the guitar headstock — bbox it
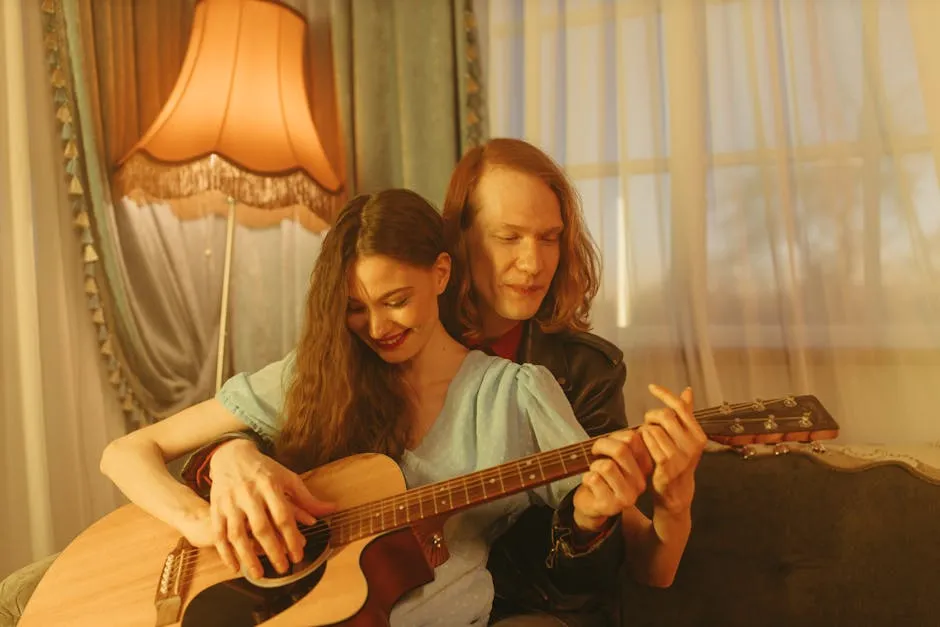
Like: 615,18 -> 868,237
698,395 -> 839,446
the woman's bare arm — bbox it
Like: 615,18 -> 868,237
99,399 -> 248,544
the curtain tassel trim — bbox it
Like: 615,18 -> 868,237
462,0 -> 486,151
41,1 -> 150,429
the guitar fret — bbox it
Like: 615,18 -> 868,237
395,496 -> 405,525
437,485 -> 452,512
521,457 -> 541,484
462,476 -> 471,506
449,480 -> 465,509
468,473 -> 486,503
579,442 -> 592,469
407,492 -> 421,523
539,452 -> 561,481
534,455 -> 545,481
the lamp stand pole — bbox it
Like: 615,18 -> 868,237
215,196 -> 237,392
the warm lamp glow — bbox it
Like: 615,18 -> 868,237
112,0 -> 344,392
115,0 -> 342,213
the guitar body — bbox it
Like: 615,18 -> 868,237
19,453 -> 436,627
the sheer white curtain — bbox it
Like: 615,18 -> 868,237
113,198 -> 324,409
229,217 -> 324,373
480,0 -> 940,444
0,0 -> 124,578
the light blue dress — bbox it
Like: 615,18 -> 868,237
217,349 -> 589,627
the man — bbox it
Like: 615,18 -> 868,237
439,138 -> 705,626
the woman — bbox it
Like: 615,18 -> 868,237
99,189 -> 641,626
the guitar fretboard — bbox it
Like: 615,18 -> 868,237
321,395 -> 827,546
326,437 -> 601,546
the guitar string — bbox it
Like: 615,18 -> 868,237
261,395 -> 810,534
174,397 -> 819,558
262,397 -> 805,536
162,550 -> 199,593
175,440 -> 600,559
176,397 -> 819,555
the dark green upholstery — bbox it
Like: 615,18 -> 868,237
0,554 -> 57,627
623,451 -> 940,627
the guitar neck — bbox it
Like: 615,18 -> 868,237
324,394 -> 835,546
325,436 -> 602,547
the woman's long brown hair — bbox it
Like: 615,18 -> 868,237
276,189 -> 445,472
441,138 -> 600,344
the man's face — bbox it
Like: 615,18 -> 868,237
467,167 -> 563,338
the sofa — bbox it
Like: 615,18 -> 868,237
3,445 -> 938,626
623,444 -> 940,627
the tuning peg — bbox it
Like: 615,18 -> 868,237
811,441 -> 828,454
764,414 -> 778,431
734,445 -> 757,460
784,396 -> 797,407
720,401 -> 733,415
752,398 -> 766,411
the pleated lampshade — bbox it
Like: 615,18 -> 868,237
115,0 -> 343,217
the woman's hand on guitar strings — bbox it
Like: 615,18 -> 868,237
640,384 -> 707,516
207,439 -> 335,579
572,429 -> 652,532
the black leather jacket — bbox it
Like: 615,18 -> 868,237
486,321 -> 628,627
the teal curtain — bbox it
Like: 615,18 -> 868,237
49,0 -> 486,423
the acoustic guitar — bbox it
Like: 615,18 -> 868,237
19,394 -> 837,627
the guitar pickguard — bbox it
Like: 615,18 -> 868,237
181,567 -> 327,627
179,527 -> 436,627
181,520 -> 333,627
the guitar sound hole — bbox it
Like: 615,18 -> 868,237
181,520 -> 331,627
256,519 -> 330,581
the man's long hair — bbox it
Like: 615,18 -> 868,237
441,138 -> 600,344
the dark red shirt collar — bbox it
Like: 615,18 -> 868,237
471,322 -> 524,361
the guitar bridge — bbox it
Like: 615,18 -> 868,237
154,537 -> 197,627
